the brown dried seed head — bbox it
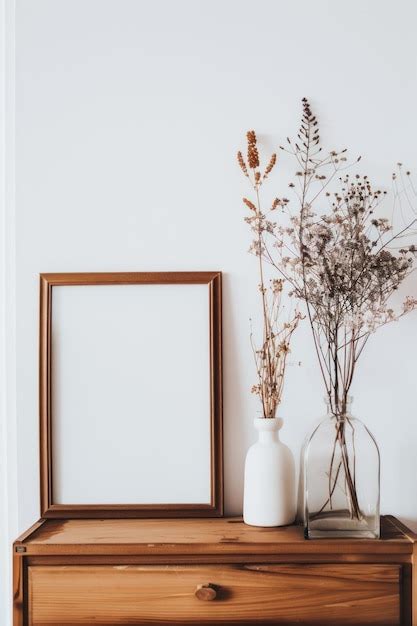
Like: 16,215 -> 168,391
243,197 -> 257,212
278,341 -> 290,354
263,153 -> 277,179
247,129 -> 257,144
255,171 -> 261,184
248,147 -> 259,169
248,145 -> 259,169
237,151 -> 248,176
246,130 -> 260,169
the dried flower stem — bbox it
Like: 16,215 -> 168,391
238,131 -> 301,418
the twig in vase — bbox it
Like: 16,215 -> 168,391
238,131 -> 302,419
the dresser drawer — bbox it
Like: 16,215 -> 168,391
28,563 -> 401,625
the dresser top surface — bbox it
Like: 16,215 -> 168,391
14,515 -> 416,557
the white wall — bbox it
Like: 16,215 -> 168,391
1,0 -> 17,624
5,0 -> 417,618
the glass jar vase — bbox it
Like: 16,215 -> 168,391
304,397 -> 380,539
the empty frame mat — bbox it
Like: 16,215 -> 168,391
40,272 -> 222,517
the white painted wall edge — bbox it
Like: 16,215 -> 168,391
0,0 -> 18,623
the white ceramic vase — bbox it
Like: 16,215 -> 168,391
243,417 -> 296,527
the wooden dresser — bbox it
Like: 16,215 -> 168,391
13,515 -> 417,625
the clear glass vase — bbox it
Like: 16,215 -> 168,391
304,397 -> 380,539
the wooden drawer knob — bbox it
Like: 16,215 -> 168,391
195,583 -> 217,601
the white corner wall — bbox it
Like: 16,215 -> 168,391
3,0 -> 417,621
1,0 -> 17,623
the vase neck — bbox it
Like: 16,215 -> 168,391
326,395 -> 353,419
253,417 -> 282,443
259,430 -> 279,443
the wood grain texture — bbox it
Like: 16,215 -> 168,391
385,516 -> 417,543
14,518 -> 47,545
39,272 -> 222,285
39,271 -> 223,519
24,553 -> 415,566
12,553 -> 24,626
28,563 -> 400,626
14,517 -> 417,626
413,542 -> 417,625
19,516 -> 414,558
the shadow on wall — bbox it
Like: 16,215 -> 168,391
398,517 -> 417,534
222,272 -> 250,516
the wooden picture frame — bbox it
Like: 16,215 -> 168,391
39,272 -> 223,518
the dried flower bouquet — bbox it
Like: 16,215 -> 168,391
238,132 -> 301,419
240,99 -> 417,522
